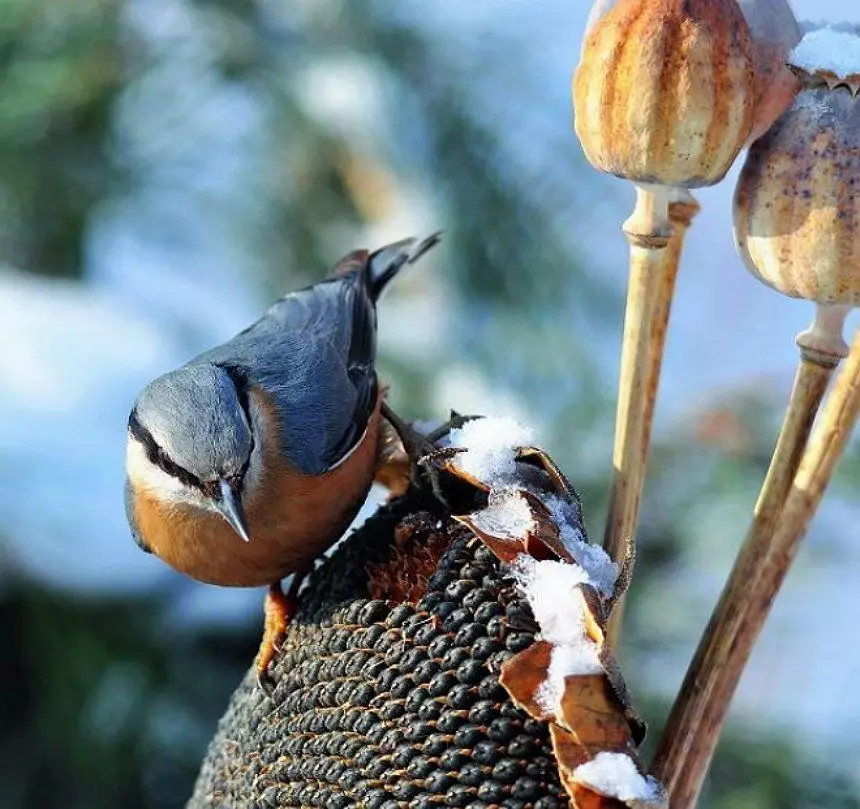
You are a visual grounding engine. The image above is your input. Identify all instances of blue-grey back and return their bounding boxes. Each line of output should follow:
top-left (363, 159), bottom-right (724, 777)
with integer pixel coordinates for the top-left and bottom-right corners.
top-left (193, 274), bottom-right (377, 475)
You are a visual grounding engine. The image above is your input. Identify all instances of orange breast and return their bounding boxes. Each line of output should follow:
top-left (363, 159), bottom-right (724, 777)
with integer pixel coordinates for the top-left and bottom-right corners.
top-left (133, 392), bottom-right (383, 587)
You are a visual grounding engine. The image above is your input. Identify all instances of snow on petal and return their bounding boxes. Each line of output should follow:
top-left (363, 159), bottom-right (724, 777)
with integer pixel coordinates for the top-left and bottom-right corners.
top-left (468, 489), bottom-right (536, 539)
top-left (447, 416), bottom-right (536, 485)
top-left (535, 643), bottom-right (603, 712)
top-left (512, 555), bottom-right (603, 711)
top-left (512, 555), bottom-right (595, 644)
top-left (544, 494), bottom-right (618, 597)
top-left (574, 752), bottom-right (665, 804)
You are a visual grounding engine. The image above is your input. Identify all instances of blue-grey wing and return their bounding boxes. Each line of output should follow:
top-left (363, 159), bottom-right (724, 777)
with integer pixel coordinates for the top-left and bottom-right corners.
top-left (198, 274), bottom-right (378, 475)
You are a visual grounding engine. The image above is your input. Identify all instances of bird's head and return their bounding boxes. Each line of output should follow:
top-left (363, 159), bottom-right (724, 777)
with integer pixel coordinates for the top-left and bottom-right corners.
top-left (125, 363), bottom-right (256, 542)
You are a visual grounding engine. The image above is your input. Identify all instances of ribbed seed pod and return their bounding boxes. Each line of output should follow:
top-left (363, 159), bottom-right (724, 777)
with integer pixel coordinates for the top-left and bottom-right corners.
top-left (655, 29), bottom-right (860, 807)
top-left (574, 0), bottom-right (755, 188)
top-left (735, 61), bottom-right (860, 309)
top-left (582, 0), bottom-right (799, 142)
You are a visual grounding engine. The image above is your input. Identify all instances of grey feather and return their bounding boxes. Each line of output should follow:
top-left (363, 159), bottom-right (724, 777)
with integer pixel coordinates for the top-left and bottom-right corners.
top-left (367, 232), bottom-right (442, 300)
top-left (197, 277), bottom-right (370, 474)
top-left (135, 365), bottom-right (253, 481)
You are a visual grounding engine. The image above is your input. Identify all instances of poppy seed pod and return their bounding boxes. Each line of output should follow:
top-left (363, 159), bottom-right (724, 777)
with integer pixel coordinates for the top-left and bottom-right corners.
top-left (661, 34), bottom-right (860, 806)
top-left (735, 28), bottom-right (860, 359)
top-left (574, 0), bottom-right (756, 188)
top-left (583, 0), bottom-right (799, 142)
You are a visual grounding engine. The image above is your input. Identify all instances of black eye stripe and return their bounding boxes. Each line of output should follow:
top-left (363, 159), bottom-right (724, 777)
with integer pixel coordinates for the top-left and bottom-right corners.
top-left (128, 409), bottom-right (203, 490)
top-left (129, 366), bottom-right (254, 495)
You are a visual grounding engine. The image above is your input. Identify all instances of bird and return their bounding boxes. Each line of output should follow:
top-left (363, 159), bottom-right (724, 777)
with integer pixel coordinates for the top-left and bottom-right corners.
top-left (124, 234), bottom-right (441, 677)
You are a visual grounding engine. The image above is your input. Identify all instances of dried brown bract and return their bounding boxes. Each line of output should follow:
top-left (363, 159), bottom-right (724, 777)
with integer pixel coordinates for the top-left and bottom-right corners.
top-left (437, 427), bottom-right (664, 808)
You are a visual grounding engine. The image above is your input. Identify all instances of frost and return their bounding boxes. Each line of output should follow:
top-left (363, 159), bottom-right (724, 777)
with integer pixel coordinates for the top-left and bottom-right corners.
top-left (574, 752), bottom-right (664, 804)
top-left (447, 416), bottom-right (536, 485)
top-left (790, 27), bottom-right (860, 79)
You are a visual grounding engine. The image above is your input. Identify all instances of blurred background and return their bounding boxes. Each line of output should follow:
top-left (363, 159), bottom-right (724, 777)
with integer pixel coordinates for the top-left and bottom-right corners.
top-left (1, 0), bottom-right (859, 806)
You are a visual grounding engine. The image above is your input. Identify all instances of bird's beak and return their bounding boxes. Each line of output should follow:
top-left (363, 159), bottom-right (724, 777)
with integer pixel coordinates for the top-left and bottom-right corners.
top-left (216, 479), bottom-right (251, 543)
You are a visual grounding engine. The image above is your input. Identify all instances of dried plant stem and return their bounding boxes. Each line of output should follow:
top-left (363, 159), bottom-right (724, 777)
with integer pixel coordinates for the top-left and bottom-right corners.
top-left (652, 326), bottom-right (860, 809)
top-left (606, 187), bottom-right (697, 645)
top-left (603, 185), bottom-right (672, 564)
top-left (642, 189), bottom-right (700, 458)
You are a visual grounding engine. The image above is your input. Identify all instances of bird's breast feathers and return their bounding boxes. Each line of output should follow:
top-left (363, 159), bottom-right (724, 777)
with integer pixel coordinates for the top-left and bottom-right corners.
top-left (126, 389), bottom-right (383, 586)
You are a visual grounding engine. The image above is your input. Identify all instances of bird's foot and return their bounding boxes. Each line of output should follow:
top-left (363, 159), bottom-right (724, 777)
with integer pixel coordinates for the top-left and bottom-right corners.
top-left (424, 410), bottom-right (482, 445)
top-left (375, 416), bottom-right (413, 498)
top-left (381, 403), bottom-right (482, 464)
top-left (255, 574), bottom-right (306, 693)
top-left (380, 404), bottom-right (483, 503)
top-left (380, 402), bottom-right (437, 462)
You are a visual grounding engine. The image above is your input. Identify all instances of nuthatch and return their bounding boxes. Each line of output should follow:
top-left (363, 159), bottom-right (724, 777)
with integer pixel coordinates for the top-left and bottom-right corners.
top-left (124, 234), bottom-right (440, 675)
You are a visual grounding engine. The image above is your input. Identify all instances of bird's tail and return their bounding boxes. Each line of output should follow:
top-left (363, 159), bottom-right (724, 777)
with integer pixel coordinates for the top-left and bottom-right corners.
top-left (367, 232), bottom-right (442, 301)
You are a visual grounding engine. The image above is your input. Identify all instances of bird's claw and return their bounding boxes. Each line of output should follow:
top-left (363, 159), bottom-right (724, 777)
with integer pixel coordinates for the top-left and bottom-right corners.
top-left (424, 410), bottom-right (481, 443)
top-left (380, 405), bottom-right (492, 507)
top-left (380, 403), bottom-right (437, 461)
top-left (416, 446), bottom-right (465, 468)
top-left (256, 669), bottom-right (276, 697)
top-left (254, 575), bottom-right (305, 691)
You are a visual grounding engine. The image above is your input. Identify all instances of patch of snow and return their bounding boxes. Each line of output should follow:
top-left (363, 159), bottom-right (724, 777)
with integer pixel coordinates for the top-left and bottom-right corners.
top-left (512, 555), bottom-right (595, 642)
top-left (512, 555), bottom-right (603, 711)
top-left (574, 752), bottom-right (664, 804)
top-left (471, 489), bottom-right (536, 539)
top-left (536, 643), bottom-right (603, 711)
top-left (447, 416), bottom-right (536, 485)
top-left (790, 27), bottom-right (860, 78)
top-left (544, 495), bottom-right (618, 597)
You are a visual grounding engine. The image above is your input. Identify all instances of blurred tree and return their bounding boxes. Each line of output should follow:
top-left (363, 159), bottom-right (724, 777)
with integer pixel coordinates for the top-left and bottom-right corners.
top-left (0, 0), bottom-right (126, 276)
